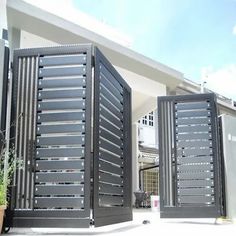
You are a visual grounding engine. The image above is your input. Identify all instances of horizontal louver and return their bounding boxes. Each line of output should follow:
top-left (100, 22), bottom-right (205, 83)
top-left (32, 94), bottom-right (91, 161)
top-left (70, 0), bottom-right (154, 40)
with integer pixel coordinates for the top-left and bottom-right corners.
top-left (35, 53), bottom-right (87, 210)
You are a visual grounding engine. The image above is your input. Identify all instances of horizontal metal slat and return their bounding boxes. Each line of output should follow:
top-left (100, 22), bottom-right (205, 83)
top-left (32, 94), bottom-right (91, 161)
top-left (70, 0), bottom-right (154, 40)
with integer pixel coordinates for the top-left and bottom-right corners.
top-left (99, 195), bottom-right (123, 206)
top-left (177, 148), bottom-right (212, 157)
top-left (99, 139), bottom-right (123, 157)
top-left (177, 132), bottom-right (212, 141)
top-left (99, 128), bottom-right (123, 148)
top-left (38, 112), bottom-right (85, 122)
top-left (100, 75), bottom-right (123, 102)
top-left (99, 183), bottom-right (123, 195)
top-left (176, 125), bottom-right (211, 133)
top-left (36, 147), bottom-right (84, 158)
top-left (100, 85), bottom-right (123, 111)
top-left (177, 171), bottom-right (214, 180)
top-left (35, 172), bottom-right (84, 183)
top-left (177, 140), bottom-right (212, 148)
top-left (38, 78), bottom-right (86, 89)
top-left (99, 160), bottom-right (123, 176)
top-left (100, 106), bottom-right (123, 129)
top-left (177, 156), bottom-right (213, 164)
top-left (176, 117), bottom-right (211, 125)
top-left (39, 66), bottom-right (86, 77)
top-left (99, 149), bottom-right (123, 166)
top-left (35, 197), bottom-right (84, 208)
top-left (39, 55), bottom-right (86, 66)
top-left (37, 135), bottom-right (85, 146)
top-left (100, 96), bottom-right (123, 120)
top-left (175, 102), bottom-right (210, 110)
top-left (38, 100), bottom-right (85, 111)
top-left (36, 160), bottom-right (84, 171)
top-left (37, 124), bottom-right (85, 134)
top-left (100, 63), bottom-right (123, 93)
top-left (177, 164), bottom-right (213, 171)
top-left (35, 184), bottom-right (84, 195)
top-left (38, 89), bottom-right (85, 100)
top-left (178, 187), bottom-right (214, 195)
top-left (178, 195), bottom-right (214, 204)
top-left (100, 118), bottom-right (123, 138)
top-left (99, 172), bottom-right (123, 186)
top-left (176, 110), bottom-right (210, 118)
top-left (177, 179), bottom-right (214, 188)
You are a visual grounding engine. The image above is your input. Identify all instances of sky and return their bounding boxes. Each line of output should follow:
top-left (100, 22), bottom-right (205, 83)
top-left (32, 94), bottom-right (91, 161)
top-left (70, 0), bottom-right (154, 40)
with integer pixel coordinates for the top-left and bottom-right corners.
top-left (25, 0), bottom-right (236, 100)
top-left (72, 0), bottom-right (236, 100)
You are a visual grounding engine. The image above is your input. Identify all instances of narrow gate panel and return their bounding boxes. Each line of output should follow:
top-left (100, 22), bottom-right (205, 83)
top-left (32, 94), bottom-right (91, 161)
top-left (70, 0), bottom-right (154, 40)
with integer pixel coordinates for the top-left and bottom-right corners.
top-left (93, 48), bottom-right (132, 226)
top-left (158, 94), bottom-right (223, 218)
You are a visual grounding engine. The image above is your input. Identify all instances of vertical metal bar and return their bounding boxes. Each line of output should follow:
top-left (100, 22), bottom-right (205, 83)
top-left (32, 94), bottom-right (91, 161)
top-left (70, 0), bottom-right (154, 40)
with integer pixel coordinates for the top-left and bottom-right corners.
top-left (23, 57), bottom-right (30, 208)
top-left (172, 101), bottom-right (178, 207)
top-left (27, 56), bottom-right (33, 209)
top-left (167, 101), bottom-right (173, 206)
top-left (158, 98), bottom-right (164, 210)
top-left (32, 56), bottom-right (39, 209)
top-left (164, 101), bottom-right (170, 205)
top-left (16, 57), bottom-right (24, 209)
top-left (28, 56), bottom-right (37, 209)
top-left (20, 56), bottom-right (27, 208)
top-left (11, 55), bottom-right (21, 209)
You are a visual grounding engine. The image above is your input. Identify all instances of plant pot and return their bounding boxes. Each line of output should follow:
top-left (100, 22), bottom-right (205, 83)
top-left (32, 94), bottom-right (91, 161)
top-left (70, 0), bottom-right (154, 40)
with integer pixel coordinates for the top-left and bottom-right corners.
top-left (0, 205), bottom-right (6, 234)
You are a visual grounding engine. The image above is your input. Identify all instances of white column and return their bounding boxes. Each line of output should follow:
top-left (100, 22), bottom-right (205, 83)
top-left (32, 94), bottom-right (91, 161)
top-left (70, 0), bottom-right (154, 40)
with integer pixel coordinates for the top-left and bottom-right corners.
top-left (132, 122), bottom-right (139, 204)
top-left (8, 27), bottom-right (21, 60)
top-left (0, 0), bottom-right (7, 39)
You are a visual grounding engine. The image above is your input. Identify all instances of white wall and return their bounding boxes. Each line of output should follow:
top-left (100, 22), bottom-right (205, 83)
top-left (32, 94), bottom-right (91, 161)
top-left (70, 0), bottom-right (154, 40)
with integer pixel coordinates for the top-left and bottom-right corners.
top-left (221, 115), bottom-right (236, 220)
top-left (20, 30), bottom-right (58, 48)
top-left (0, 0), bottom-right (7, 37)
top-left (139, 126), bottom-right (156, 148)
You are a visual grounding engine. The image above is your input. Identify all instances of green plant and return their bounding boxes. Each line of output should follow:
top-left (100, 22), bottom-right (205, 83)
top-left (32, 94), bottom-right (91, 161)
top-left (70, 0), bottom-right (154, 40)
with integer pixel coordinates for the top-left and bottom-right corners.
top-left (0, 146), bottom-right (21, 206)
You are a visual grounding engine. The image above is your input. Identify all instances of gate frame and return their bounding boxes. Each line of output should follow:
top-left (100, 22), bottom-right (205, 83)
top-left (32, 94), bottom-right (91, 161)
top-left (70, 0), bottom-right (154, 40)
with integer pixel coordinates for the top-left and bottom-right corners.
top-left (93, 47), bottom-right (132, 226)
top-left (5, 44), bottom-right (132, 228)
top-left (9, 44), bottom-right (93, 228)
top-left (158, 93), bottom-right (224, 218)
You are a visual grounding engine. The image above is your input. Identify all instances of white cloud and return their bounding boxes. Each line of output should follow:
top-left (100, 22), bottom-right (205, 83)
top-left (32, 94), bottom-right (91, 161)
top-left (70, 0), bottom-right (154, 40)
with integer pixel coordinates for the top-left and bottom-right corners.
top-left (202, 65), bottom-right (236, 100)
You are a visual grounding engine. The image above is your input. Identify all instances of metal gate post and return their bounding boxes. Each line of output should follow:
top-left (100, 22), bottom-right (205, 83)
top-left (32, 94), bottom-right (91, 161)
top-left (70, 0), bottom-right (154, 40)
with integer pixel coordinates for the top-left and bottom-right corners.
top-left (0, 39), bottom-right (9, 141)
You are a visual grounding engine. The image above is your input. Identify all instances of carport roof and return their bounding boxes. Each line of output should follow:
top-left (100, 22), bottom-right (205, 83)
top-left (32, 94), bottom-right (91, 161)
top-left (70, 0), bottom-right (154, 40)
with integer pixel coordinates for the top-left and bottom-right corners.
top-left (7, 0), bottom-right (184, 90)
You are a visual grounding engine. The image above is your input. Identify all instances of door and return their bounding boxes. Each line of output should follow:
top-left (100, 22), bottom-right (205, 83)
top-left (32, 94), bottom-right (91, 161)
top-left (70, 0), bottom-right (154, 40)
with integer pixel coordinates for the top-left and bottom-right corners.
top-left (93, 47), bottom-right (132, 226)
top-left (158, 93), bottom-right (224, 218)
top-left (10, 45), bottom-right (92, 227)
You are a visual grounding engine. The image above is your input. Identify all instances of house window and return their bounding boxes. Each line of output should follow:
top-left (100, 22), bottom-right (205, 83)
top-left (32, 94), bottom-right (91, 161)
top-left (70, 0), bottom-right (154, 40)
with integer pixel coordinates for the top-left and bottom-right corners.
top-left (140, 112), bottom-right (154, 127)
top-left (149, 112), bottom-right (154, 126)
top-left (142, 115), bottom-right (148, 125)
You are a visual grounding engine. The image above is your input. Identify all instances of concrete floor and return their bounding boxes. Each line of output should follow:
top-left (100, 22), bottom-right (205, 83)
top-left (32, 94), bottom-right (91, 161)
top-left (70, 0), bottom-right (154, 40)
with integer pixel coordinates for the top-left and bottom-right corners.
top-left (7, 209), bottom-right (236, 236)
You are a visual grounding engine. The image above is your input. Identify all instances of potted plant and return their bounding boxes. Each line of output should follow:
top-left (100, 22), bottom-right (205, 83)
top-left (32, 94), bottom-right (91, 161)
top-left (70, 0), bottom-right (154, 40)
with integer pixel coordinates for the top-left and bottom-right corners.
top-left (0, 146), bottom-right (21, 232)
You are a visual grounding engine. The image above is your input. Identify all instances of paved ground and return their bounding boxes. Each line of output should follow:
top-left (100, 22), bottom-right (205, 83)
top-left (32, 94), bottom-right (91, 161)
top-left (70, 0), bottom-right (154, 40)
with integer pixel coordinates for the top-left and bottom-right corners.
top-left (7, 209), bottom-right (236, 236)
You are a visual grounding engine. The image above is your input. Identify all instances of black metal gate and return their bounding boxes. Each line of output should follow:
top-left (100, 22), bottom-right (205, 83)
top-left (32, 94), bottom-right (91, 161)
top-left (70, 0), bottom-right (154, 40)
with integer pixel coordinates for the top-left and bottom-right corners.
top-left (93, 48), bottom-right (132, 226)
top-left (158, 93), bottom-right (224, 218)
top-left (7, 44), bottom-right (132, 228)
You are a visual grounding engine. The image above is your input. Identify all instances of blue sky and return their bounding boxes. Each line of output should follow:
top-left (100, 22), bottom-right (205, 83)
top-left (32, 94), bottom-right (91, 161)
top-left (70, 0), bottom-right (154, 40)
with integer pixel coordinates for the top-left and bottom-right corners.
top-left (27, 0), bottom-right (236, 98)
top-left (73, 0), bottom-right (236, 98)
